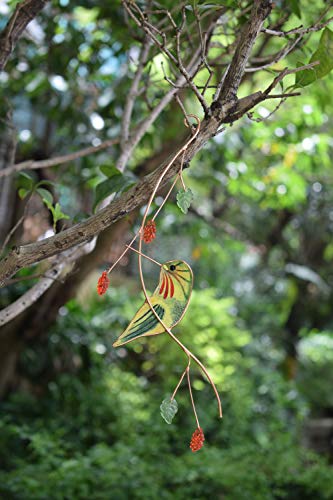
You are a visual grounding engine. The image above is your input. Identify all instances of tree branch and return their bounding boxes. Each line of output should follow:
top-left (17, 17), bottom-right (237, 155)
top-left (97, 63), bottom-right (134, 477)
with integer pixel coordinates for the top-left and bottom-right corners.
top-left (213, 0), bottom-right (272, 107)
top-left (117, 37), bottom-right (152, 171)
top-left (262, 14), bottom-right (333, 37)
top-left (0, 118), bottom-right (217, 286)
top-left (116, 0), bottom-right (219, 171)
top-left (244, 35), bottom-right (302, 72)
top-left (0, 0), bottom-right (48, 71)
top-left (0, 244), bottom-right (88, 327)
top-left (0, 138), bottom-right (119, 179)
top-left (220, 62), bottom-right (319, 123)
top-left (0, 2), bottom-right (320, 289)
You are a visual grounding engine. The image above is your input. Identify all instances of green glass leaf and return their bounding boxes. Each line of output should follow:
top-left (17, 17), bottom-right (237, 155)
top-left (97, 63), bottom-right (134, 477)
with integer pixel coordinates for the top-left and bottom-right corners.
top-left (160, 397), bottom-right (178, 424)
top-left (93, 175), bottom-right (135, 211)
top-left (295, 28), bottom-right (333, 87)
top-left (176, 188), bottom-right (194, 214)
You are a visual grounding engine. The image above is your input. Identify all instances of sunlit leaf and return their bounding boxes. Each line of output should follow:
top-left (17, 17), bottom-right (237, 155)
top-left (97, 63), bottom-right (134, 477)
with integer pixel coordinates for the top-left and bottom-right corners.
top-left (295, 28), bottom-right (333, 87)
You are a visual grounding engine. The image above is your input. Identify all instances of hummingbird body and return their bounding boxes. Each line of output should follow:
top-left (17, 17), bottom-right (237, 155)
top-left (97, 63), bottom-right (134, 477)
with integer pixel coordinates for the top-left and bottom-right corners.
top-left (113, 260), bottom-right (193, 347)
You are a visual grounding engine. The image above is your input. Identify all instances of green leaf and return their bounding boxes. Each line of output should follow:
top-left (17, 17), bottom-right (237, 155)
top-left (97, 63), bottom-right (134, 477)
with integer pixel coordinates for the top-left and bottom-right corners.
top-left (93, 175), bottom-right (135, 211)
top-left (36, 187), bottom-right (54, 205)
top-left (17, 172), bottom-right (34, 190)
top-left (42, 198), bottom-right (69, 230)
top-left (43, 198), bottom-right (53, 211)
top-left (100, 164), bottom-right (122, 178)
top-left (290, 0), bottom-right (301, 19)
top-left (18, 188), bottom-right (29, 199)
top-left (36, 180), bottom-right (56, 188)
top-left (160, 397), bottom-right (178, 424)
top-left (53, 203), bottom-right (70, 223)
top-left (295, 28), bottom-right (333, 87)
top-left (176, 188), bottom-right (194, 214)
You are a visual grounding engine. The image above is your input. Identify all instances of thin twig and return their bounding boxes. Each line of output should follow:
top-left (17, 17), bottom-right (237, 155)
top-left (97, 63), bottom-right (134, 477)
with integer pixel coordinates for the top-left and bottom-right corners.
top-left (262, 14), bottom-right (333, 37)
top-left (247, 96), bottom-right (288, 122)
top-left (245, 35), bottom-right (302, 72)
top-left (124, 0), bottom-right (210, 114)
top-left (193, 4), bottom-right (214, 97)
top-left (0, 244), bottom-right (87, 327)
top-left (119, 37), bottom-right (151, 164)
top-left (175, 95), bottom-right (191, 130)
top-left (0, 138), bottom-right (120, 179)
top-left (175, 15), bottom-right (209, 114)
top-left (264, 60), bottom-right (320, 95)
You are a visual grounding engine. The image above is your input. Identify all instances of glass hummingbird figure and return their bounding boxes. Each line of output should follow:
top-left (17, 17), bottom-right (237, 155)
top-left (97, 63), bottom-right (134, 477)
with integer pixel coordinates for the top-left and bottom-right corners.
top-left (113, 260), bottom-right (193, 347)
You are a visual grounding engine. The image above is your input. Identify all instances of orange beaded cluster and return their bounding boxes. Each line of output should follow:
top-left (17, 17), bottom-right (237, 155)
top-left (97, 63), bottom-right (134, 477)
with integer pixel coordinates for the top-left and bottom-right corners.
top-left (97, 271), bottom-right (110, 296)
top-left (190, 427), bottom-right (205, 452)
top-left (143, 220), bottom-right (156, 243)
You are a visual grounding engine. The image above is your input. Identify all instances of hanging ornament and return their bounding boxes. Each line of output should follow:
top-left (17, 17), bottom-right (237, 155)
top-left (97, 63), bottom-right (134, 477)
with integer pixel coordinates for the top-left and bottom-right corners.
top-left (97, 115), bottom-right (222, 450)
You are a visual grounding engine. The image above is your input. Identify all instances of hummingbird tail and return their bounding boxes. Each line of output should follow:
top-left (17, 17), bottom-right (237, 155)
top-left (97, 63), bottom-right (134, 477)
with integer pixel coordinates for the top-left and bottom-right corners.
top-left (112, 339), bottom-right (122, 347)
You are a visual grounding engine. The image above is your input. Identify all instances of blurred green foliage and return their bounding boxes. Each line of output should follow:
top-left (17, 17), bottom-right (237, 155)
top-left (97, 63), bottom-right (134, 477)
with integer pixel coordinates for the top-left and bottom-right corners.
top-left (1, 288), bottom-right (333, 499)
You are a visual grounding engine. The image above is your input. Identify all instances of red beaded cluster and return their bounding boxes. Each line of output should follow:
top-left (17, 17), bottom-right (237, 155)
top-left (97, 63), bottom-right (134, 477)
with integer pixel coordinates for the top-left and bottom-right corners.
top-left (190, 427), bottom-right (205, 452)
top-left (143, 220), bottom-right (156, 243)
top-left (97, 271), bottom-right (110, 296)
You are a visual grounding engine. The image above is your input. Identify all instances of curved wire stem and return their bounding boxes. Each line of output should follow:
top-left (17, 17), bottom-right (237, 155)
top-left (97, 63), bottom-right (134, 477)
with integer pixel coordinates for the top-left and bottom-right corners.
top-left (137, 114), bottom-right (223, 419)
top-left (171, 361), bottom-right (188, 401)
top-left (171, 357), bottom-right (200, 427)
top-left (106, 126), bottom-right (188, 275)
top-left (107, 233), bottom-right (139, 274)
top-left (186, 360), bottom-right (200, 428)
top-left (125, 245), bottom-right (162, 267)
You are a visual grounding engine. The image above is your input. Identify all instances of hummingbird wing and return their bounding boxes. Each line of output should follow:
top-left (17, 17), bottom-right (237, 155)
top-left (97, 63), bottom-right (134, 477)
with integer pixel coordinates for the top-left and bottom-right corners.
top-left (113, 299), bottom-right (166, 347)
